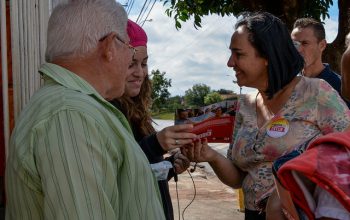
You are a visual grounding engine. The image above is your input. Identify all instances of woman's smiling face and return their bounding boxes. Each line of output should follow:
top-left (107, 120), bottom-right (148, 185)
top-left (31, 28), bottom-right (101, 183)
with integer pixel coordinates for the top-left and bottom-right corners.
top-left (227, 25), bottom-right (269, 91)
top-left (124, 46), bottom-right (148, 97)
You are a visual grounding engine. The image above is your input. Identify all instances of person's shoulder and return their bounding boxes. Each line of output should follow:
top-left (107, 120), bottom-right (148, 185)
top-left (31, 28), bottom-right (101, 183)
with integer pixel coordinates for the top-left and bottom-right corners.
top-left (297, 77), bottom-right (326, 94)
top-left (317, 64), bottom-right (341, 91)
top-left (320, 64), bottom-right (341, 80)
top-left (302, 76), bottom-right (320, 83)
top-left (10, 85), bottom-right (96, 144)
top-left (323, 63), bottom-right (340, 74)
top-left (25, 83), bottom-right (108, 124)
top-left (302, 76), bottom-right (328, 86)
top-left (304, 76), bottom-right (339, 97)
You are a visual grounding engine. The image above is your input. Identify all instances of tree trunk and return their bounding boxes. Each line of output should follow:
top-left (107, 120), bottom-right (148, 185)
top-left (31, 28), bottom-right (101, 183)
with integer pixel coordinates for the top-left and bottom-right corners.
top-left (280, 0), bottom-right (305, 30)
top-left (323, 0), bottom-right (350, 74)
top-left (239, 0), bottom-right (308, 30)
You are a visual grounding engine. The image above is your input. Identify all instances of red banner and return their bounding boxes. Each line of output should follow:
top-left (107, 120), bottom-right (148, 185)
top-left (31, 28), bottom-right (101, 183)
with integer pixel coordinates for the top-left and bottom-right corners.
top-left (192, 116), bottom-right (235, 143)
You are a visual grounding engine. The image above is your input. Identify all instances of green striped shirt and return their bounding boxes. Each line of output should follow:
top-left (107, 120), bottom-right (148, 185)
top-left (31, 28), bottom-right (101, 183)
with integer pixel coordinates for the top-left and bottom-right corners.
top-left (5, 63), bottom-right (165, 220)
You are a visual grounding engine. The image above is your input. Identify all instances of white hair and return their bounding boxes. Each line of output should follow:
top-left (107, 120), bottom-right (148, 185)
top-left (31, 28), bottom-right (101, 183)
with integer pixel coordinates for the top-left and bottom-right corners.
top-left (346, 32), bottom-right (350, 48)
top-left (45, 0), bottom-right (127, 62)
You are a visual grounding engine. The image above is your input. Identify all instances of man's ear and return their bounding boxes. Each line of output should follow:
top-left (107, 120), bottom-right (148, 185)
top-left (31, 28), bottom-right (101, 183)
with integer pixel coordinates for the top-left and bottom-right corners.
top-left (319, 39), bottom-right (327, 51)
top-left (99, 32), bottom-right (117, 62)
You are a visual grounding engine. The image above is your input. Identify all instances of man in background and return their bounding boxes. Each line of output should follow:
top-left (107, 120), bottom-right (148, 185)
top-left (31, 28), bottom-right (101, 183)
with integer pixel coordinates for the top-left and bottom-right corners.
top-left (5, 1), bottom-right (165, 219)
top-left (341, 32), bottom-right (350, 101)
top-left (291, 18), bottom-right (350, 107)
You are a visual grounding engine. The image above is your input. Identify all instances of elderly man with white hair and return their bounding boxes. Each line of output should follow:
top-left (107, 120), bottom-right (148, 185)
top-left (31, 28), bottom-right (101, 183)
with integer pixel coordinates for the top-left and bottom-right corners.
top-left (5, 1), bottom-right (165, 219)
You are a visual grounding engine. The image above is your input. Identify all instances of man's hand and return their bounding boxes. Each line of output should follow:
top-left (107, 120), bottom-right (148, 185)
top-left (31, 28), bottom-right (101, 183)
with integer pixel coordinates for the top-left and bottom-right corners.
top-left (173, 152), bottom-right (190, 174)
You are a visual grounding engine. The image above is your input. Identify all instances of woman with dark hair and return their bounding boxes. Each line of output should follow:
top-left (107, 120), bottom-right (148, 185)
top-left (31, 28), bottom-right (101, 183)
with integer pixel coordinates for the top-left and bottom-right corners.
top-left (182, 12), bottom-right (350, 220)
top-left (111, 20), bottom-right (197, 220)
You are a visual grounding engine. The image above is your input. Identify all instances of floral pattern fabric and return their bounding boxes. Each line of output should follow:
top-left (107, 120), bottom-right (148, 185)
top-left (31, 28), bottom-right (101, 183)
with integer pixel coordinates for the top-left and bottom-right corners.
top-left (227, 77), bottom-right (350, 211)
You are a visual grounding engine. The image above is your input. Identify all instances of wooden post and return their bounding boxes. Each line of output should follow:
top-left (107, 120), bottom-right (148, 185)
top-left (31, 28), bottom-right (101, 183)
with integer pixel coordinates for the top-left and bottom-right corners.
top-left (237, 188), bottom-right (245, 212)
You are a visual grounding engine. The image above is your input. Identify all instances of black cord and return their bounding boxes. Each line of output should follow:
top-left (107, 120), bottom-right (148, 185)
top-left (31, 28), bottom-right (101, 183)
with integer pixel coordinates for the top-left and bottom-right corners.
top-left (175, 180), bottom-right (180, 220)
top-left (181, 170), bottom-right (197, 220)
top-left (174, 167), bottom-right (180, 220)
top-left (189, 162), bottom-right (197, 173)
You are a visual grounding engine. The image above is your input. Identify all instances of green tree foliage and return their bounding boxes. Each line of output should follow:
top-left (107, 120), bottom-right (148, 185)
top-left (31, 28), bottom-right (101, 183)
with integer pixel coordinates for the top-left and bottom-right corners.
top-left (166, 95), bottom-right (184, 112)
top-left (216, 89), bottom-right (234, 95)
top-left (150, 69), bottom-right (172, 112)
top-left (164, 0), bottom-right (333, 29)
top-left (163, 0), bottom-right (350, 72)
top-left (204, 92), bottom-right (223, 105)
top-left (184, 83), bottom-right (211, 107)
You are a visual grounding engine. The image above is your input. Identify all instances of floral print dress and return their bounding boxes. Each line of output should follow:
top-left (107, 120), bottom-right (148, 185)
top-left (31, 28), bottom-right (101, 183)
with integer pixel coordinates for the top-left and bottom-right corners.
top-left (227, 76), bottom-right (350, 211)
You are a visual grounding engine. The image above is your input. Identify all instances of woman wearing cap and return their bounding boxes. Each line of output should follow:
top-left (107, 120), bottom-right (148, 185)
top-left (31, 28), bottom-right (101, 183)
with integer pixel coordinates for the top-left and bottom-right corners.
top-left (110, 20), bottom-right (196, 220)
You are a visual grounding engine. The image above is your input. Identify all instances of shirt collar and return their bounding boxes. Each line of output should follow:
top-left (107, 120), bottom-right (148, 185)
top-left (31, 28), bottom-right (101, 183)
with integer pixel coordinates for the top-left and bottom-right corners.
top-left (39, 62), bottom-right (98, 96)
top-left (322, 63), bottom-right (330, 72)
top-left (317, 63), bottom-right (332, 78)
top-left (39, 63), bottom-right (133, 133)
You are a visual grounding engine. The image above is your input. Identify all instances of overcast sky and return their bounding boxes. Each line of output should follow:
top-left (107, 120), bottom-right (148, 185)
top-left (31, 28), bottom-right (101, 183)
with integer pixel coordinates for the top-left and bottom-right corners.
top-left (127, 1), bottom-right (339, 96)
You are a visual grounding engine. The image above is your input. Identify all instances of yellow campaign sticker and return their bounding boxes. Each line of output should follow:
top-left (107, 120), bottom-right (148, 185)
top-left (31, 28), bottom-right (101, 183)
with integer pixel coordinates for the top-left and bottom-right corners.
top-left (266, 117), bottom-right (289, 138)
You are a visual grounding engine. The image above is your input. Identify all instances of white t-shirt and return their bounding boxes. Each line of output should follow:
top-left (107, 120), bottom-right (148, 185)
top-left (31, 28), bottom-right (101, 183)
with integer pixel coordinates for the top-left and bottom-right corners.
top-left (314, 186), bottom-right (350, 220)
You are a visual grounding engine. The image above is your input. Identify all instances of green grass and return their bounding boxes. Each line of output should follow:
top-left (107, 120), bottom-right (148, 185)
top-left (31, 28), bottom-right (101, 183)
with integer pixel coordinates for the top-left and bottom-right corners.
top-left (151, 112), bottom-right (174, 120)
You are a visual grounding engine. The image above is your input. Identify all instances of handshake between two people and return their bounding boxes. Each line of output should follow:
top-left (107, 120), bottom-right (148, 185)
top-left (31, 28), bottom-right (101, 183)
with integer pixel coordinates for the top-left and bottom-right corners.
top-left (156, 123), bottom-right (218, 174)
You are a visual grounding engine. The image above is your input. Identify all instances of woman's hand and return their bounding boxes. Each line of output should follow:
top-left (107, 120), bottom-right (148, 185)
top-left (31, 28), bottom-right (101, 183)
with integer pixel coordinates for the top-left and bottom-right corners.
top-left (181, 138), bottom-right (219, 163)
top-left (182, 138), bottom-right (245, 188)
top-left (173, 152), bottom-right (190, 174)
top-left (156, 124), bottom-right (197, 151)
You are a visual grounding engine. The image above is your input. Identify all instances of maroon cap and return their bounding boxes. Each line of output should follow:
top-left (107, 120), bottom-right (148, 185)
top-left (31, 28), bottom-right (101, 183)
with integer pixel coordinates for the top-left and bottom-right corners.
top-left (127, 19), bottom-right (147, 47)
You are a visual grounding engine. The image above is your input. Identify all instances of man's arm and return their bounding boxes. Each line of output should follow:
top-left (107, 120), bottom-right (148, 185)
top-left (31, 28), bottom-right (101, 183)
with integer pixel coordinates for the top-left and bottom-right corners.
top-left (36, 110), bottom-right (119, 219)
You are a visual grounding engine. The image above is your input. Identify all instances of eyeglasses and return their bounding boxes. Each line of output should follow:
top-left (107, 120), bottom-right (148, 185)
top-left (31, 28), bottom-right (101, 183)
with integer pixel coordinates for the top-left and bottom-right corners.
top-left (115, 34), bottom-right (137, 57)
top-left (99, 33), bottom-right (137, 57)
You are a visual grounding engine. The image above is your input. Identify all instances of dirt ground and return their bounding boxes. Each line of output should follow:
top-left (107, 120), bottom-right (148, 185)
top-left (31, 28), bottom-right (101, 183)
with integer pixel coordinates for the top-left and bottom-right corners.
top-left (153, 120), bottom-right (244, 219)
top-left (168, 163), bottom-right (244, 220)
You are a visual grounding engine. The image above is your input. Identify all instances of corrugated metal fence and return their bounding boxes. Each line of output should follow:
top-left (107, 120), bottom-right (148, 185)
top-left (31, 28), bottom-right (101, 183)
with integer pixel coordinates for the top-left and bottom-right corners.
top-left (1, 0), bottom-right (64, 158)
